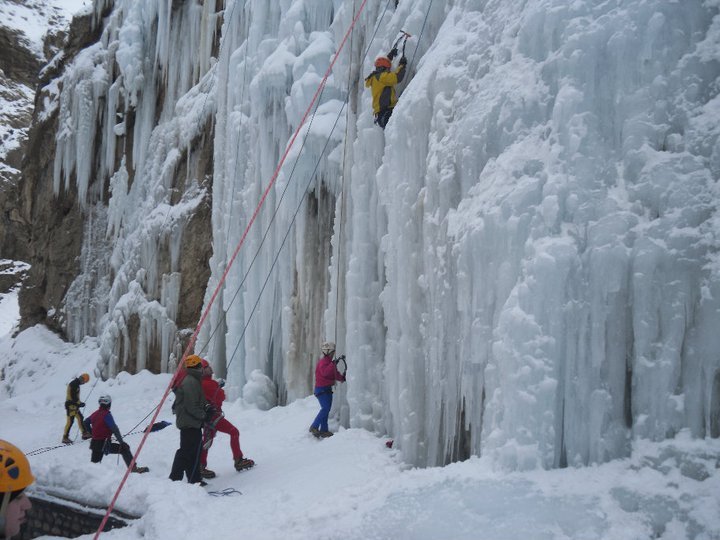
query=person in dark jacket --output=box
[83,395,149,473]
[198,359,254,479]
[364,49,407,129]
[309,341,347,438]
[62,373,90,444]
[169,355,208,484]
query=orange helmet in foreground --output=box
[0,440,34,494]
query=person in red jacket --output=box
[84,395,149,473]
[199,359,254,478]
[309,341,346,438]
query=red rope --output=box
[93,2,368,536]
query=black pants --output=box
[169,427,202,483]
[375,108,394,129]
[90,439,133,467]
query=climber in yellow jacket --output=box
[62,373,90,444]
[364,48,407,129]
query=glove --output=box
[217,378,226,388]
[388,47,398,60]
[79,402,85,407]
[399,56,407,66]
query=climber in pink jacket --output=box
[309,341,346,438]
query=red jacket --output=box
[202,376,225,410]
[315,355,346,388]
[86,408,114,440]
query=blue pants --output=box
[311,387,333,432]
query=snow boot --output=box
[200,466,216,479]
[81,432,92,440]
[61,437,73,444]
[234,457,255,471]
[198,480,208,487]
[132,465,150,474]
[309,426,321,438]
[319,431,334,438]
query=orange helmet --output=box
[0,440,35,494]
[375,56,391,69]
[80,373,90,383]
[185,355,202,369]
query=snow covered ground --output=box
[2,293,720,539]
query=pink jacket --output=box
[315,355,346,388]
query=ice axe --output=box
[393,30,412,57]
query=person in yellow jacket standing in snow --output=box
[62,373,91,444]
[365,48,407,129]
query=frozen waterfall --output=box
[45,0,720,468]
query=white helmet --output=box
[98,395,112,406]
[321,341,336,355]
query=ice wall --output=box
[372,0,720,467]
[45,0,720,469]
[52,0,220,372]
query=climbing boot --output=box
[81,432,92,440]
[309,426,321,438]
[234,457,255,471]
[200,466,216,479]
[132,465,149,474]
[319,431,334,438]
[61,437,73,444]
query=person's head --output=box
[375,56,391,70]
[98,395,112,409]
[321,341,335,357]
[0,440,34,539]
[79,373,90,384]
[185,355,202,370]
[200,359,213,378]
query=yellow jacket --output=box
[364,64,406,114]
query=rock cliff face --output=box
[0,22,41,265]
[17,8,108,333]
[17,0,217,371]
[0,1,95,282]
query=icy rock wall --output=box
[50,0,220,373]
[38,0,720,470]
[367,0,720,467]
[195,0,345,403]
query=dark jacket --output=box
[174,367,207,429]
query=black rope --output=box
[408,0,435,69]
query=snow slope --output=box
[2,287,720,539]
